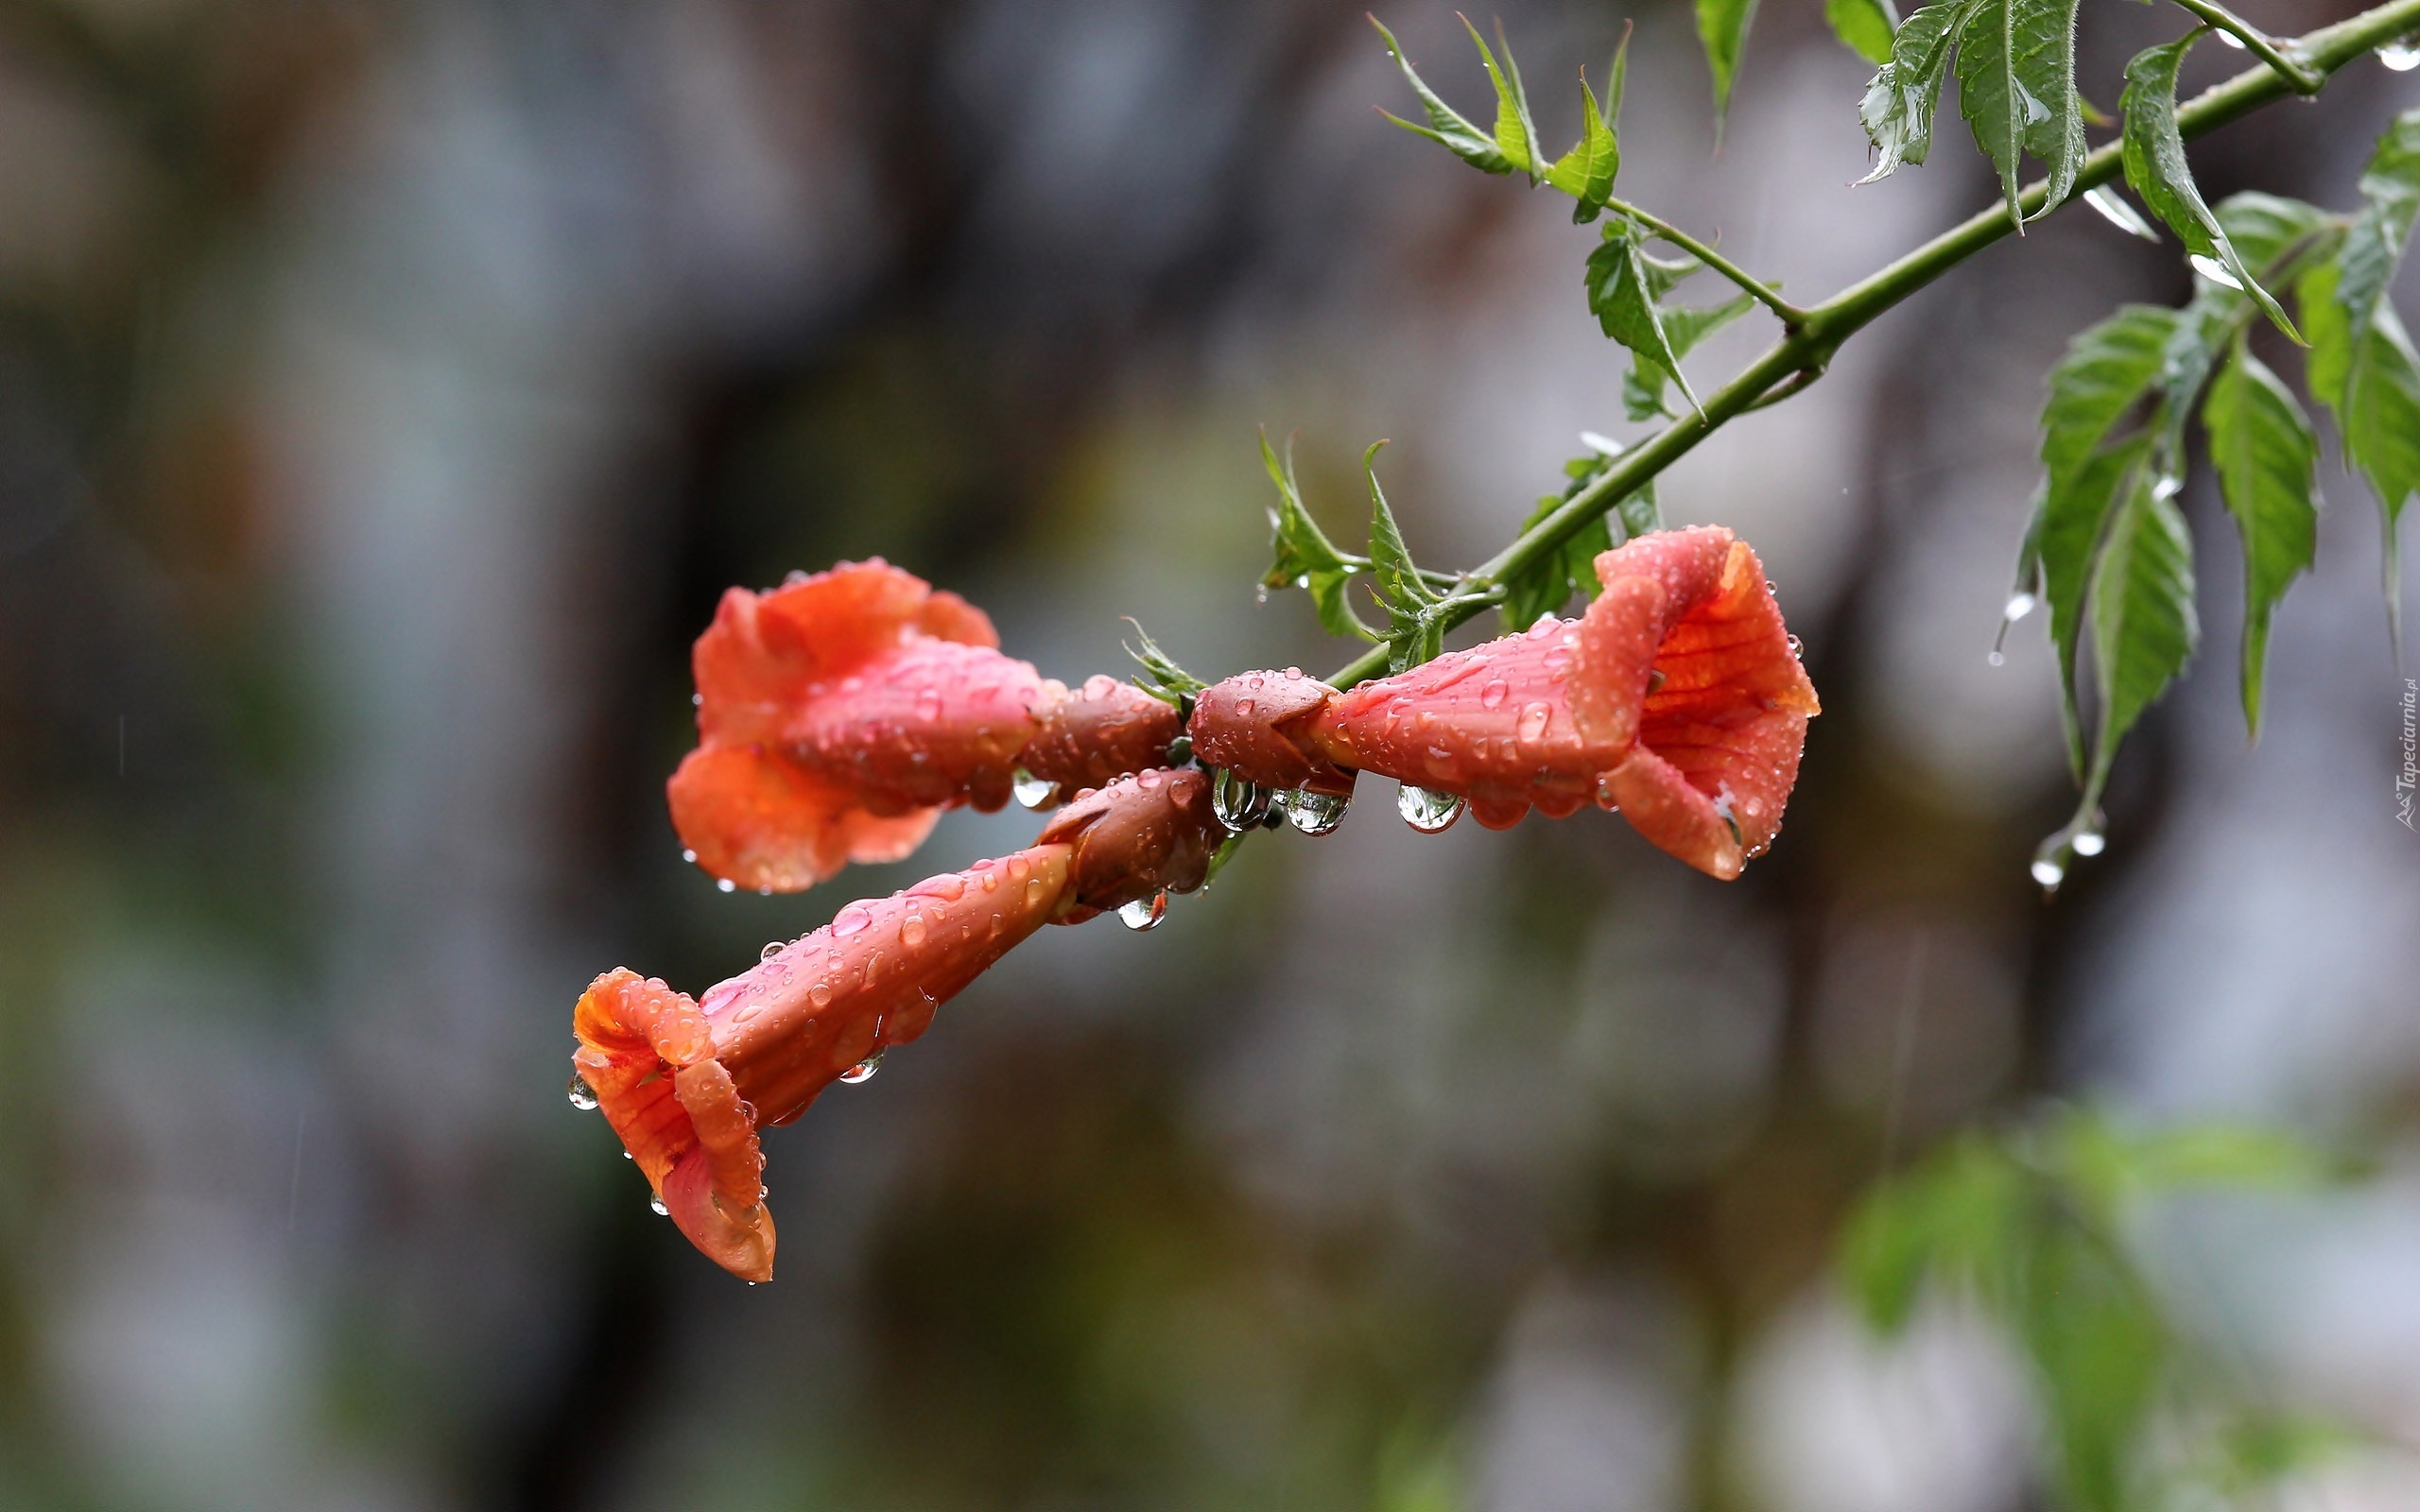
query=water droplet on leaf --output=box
[2186,254,2241,291]
[2082,185,2161,241]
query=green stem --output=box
[1605,197,1808,326]
[2167,0,2325,94]
[1324,0,2420,692]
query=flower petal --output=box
[666,744,941,892]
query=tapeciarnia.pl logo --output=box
[2399,679,2417,832]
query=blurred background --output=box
[1,1,2415,1508]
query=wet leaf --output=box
[1371,18,1513,175]
[1825,0,1899,65]
[2018,1222,2164,1512]
[2333,108,2420,341]
[1858,1,1964,184]
[1624,292,1755,421]
[2203,340,2318,739]
[2302,263,2420,645]
[1260,429,1375,642]
[1587,219,1703,416]
[1953,0,2085,226]
[1695,0,1761,132]
[2081,465,2198,818]
[1500,448,1620,627]
[1460,15,1541,180]
[2119,36,2299,340]
[1543,68,1619,221]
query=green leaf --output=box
[2118,35,2299,341]
[1501,447,1621,628]
[2213,192,2337,283]
[1624,292,1755,421]
[1953,0,2085,226]
[2302,261,2420,645]
[1460,14,1540,180]
[2032,304,2180,766]
[2081,467,2199,816]
[1839,1135,2027,1334]
[1364,441,1443,671]
[1618,479,1663,539]
[1587,220,1703,417]
[1825,0,1899,65]
[1259,429,1376,642]
[2017,1221,2165,1512]
[1857,1,1963,184]
[1543,72,1620,222]
[2203,340,2318,738]
[1371,18,1513,175]
[2334,108,2420,340]
[1695,0,1760,133]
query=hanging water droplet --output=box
[2071,830,2105,857]
[567,1074,600,1111]
[717,877,737,893]
[1787,634,1805,659]
[2383,39,2420,71]
[2212,26,2246,49]
[1254,582,1270,605]
[1397,783,1466,833]
[840,1050,885,1084]
[1987,650,2007,667]
[681,848,698,864]
[2152,472,2185,501]
[2187,253,2242,291]
[1579,430,1622,456]
[1012,767,1058,809]
[2004,592,2037,622]
[649,1195,670,1216]
[1118,892,1168,931]
[2083,180,2152,238]
[1212,768,1271,831]
[1283,789,1351,835]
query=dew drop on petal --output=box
[1398,784,1465,833]
[914,689,943,722]
[901,914,928,948]
[833,905,874,938]
[717,877,737,893]
[1283,789,1350,835]
[649,1195,670,1216]
[567,1074,599,1111]
[760,940,786,963]
[1516,702,1553,745]
[681,848,698,864]
[1480,679,1509,710]
[1026,876,1047,904]
[1119,892,1168,931]
[1012,768,1057,809]
[809,980,834,1007]
[840,1050,885,1084]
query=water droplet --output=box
[1516,702,1553,745]
[901,914,928,948]
[649,1195,670,1216]
[1236,697,1256,717]
[681,848,698,864]
[914,688,942,722]
[1212,768,1271,831]
[1397,784,1466,833]
[2071,830,2105,857]
[1987,650,2007,667]
[2030,858,2066,890]
[2004,592,2037,622]
[980,869,999,892]
[1283,789,1351,835]
[1254,583,1270,605]
[2083,186,2161,244]
[760,940,786,963]
[2152,472,2185,501]
[833,905,873,938]
[1118,892,1168,930]
[2187,253,2242,291]
[2384,39,2420,71]
[1480,679,1509,709]
[1787,634,1805,659]
[1026,876,1047,904]
[1579,430,1622,456]
[567,1074,599,1111]
[840,1050,884,1084]
[717,877,737,893]
[2213,26,2246,49]
[691,693,704,707]
[810,981,834,1007]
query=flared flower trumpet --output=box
[670,558,1182,892]
[1189,526,1819,878]
[574,768,1223,1281]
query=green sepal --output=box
[1259,429,1377,642]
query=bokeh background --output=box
[1,1,2415,1508]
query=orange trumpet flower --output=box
[1189,527,1819,878]
[669,559,1181,892]
[574,768,1223,1281]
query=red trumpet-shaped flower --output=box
[574,768,1223,1280]
[1189,526,1819,879]
[669,559,1182,892]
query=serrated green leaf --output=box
[1624,292,1755,421]
[2302,261,2420,646]
[1364,441,1442,672]
[1825,0,1899,65]
[1372,18,1513,175]
[1460,14,1540,180]
[1587,221,1703,417]
[1500,448,1621,628]
[1857,1,1963,183]
[1955,0,2085,226]
[2335,108,2420,341]
[2082,469,2198,815]
[2204,341,2318,739]
[2017,1221,2165,1512]
[1543,73,1619,221]
[2214,192,2337,281]
[2119,35,2299,341]
[1695,0,1760,132]
[1259,429,1376,643]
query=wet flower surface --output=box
[669,559,1180,892]
[1189,527,1819,878]
[576,769,1222,1280]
